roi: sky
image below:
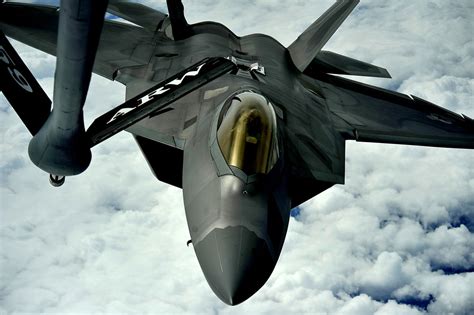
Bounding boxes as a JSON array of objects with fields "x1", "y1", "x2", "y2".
[{"x1": 1, "y1": 0, "x2": 473, "y2": 314}]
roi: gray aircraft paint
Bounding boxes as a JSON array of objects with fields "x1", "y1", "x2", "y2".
[{"x1": 1, "y1": 0, "x2": 473, "y2": 306}]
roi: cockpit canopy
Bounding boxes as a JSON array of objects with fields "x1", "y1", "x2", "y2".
[{"x1": 217, "y1": 91, "x2": 279, "y2": 175}]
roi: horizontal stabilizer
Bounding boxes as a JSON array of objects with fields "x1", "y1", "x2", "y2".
[
  {"x1": 0, "y1": 31, "x2": 51, "y2": 135},
  {"x1": 304, "y1": 50, "x2": 391, "y2": 78},
  {"x1": 87, "y1": 57, "x2": 237, "y2": 146},
  {"x1": 288, "y1": 0, "x2": 359, "y2": 72},
  {"x1": 107, "y1": 0, "x2": 167, "y2": 33},
  {"x1": 27, "y1": 0, "x2": 108, "y2": 176}
]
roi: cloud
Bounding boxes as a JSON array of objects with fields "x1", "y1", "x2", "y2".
[{"x1": 1, "y1": 0, "x2": 473, "y2": 314}]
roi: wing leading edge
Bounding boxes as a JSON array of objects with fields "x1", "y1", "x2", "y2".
[{"x1": 314, "y1": 74, "x2": 474, "y2": 149}]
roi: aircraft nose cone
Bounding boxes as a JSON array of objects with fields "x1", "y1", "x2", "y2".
[{"x1": 194, "y1": 226, "x2": 274, "y2": 305}]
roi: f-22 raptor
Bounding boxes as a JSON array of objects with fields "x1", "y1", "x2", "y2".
[{"x1": 1, "y1": 0, "x2": 473, "y2": 305}]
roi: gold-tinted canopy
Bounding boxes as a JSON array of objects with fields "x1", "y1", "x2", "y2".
[{"x1": 217, "y1": 92, "x2": 278, "y2": 175}]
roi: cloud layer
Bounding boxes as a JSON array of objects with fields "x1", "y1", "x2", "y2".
[{"x1": 1, "y1": 0, "x2": 473, "y2": 314}]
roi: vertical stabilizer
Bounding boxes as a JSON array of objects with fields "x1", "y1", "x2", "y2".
[
  {"x1": 166, "y1": 0, "x2": 192, "y2": 40},
  {"x1": 0, "y1": 31, "x2": 51, "y2": 135},
  {"x1": 288, "y1": 0, "x2": 359, "y2": 72}
]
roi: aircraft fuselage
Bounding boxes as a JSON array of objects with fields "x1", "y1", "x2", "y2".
[{"x1": 128, "y1": 25, "x2": 344, "y2": 304}]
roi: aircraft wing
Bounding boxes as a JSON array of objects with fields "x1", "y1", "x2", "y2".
[
  {"x1": 316, "y1": 74, "x2": 474, "y2": 149},
  {"x1": 0, "y1": 2, "x2": 155, "y2": 83}
]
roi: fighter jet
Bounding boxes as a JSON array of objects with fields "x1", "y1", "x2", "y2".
[{"x1": 1, "y1": 0, "x2": 472, "y2": 305}]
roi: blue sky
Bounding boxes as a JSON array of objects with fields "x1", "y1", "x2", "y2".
[{"x1": 1, "y1": 1, "x2": 473, "y2": 314}]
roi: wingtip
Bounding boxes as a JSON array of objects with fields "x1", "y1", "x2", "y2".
[{"x1": 462, "y1": 114, "x2": 473, "y2": 122}]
